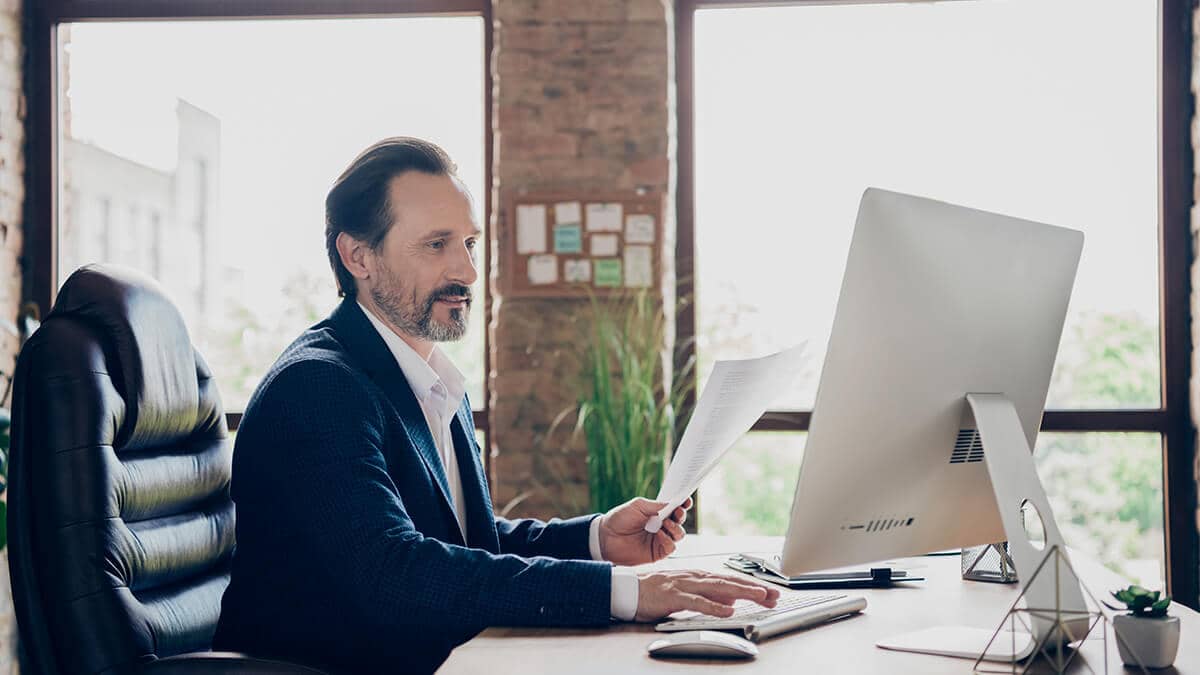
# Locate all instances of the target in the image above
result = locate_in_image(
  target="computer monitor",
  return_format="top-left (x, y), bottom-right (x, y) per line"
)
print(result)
top-left (778, 188), bottom-right (1088, 657)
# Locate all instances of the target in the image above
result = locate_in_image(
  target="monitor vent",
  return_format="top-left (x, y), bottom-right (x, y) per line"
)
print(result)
top-left (950, 429), bottom-right (985, 464)
top-left (848, 516), bottom-right (915, 533)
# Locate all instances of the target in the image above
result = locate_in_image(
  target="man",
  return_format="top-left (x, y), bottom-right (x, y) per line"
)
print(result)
top-left (213, 137), bottom-right (778, 674)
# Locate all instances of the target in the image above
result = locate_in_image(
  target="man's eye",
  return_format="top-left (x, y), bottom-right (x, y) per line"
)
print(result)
top-left (429, 240), bottom-right (446, 250)
top-left (466, 238), bottom-right (478, 250)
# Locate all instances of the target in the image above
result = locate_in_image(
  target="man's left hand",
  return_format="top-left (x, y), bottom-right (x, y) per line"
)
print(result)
top-left (597, 496), bottom-right (693, 565)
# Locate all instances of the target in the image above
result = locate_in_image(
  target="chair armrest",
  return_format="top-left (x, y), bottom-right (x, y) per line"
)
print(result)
top-left (140, 652), bottom-right (329, 674)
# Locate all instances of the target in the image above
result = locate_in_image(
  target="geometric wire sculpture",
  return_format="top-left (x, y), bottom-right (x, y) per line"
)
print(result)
top-left (963, 541), bottom-right (1019, 584)
top-left (973, 545), bottom-right (1149, 675)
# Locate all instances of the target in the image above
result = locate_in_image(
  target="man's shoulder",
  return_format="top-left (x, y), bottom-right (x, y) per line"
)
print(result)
top-left (250, 325), bottom-right (375, 409)
top-left (277, 324), bottom-right (352, 370)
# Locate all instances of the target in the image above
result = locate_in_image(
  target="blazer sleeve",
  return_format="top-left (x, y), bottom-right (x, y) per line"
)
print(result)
top-left (241, 358), bottom-right (613, 634)
top-left (457, 392), bottom-right (600, 561)
top-left (495, 514), bottom-right (599, 560)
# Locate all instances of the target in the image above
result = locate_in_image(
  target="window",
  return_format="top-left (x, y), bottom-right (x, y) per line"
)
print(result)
top-left (32, 3), bottom-right (493, 438)
top-left (704, 432), bottom-right (806, 536)
top-left (677, 0), bottom-right (1195, 604)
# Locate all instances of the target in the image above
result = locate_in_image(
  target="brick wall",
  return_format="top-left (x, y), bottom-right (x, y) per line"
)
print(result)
top-left (489, 0), bottom-right (674, 518)
top-left (0, 0), bottom-right (21, 402)
top-left (0, 0), bottom-right (22, 669)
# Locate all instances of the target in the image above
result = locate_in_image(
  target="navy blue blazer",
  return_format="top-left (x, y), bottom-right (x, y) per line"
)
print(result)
top-left (213, 298), bottom-right (612, 674)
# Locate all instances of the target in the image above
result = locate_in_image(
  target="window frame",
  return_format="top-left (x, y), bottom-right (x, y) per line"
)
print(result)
top-left (24, 0), bottom-right (495, 443)
top-left (674, 0), bottom-right (1198, 608)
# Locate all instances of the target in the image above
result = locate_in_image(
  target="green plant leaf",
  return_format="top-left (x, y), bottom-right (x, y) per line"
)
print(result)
top-left (1111, 584), bottom-right (1172, 616)
top-left (570, 289), bottom-right (694, 513)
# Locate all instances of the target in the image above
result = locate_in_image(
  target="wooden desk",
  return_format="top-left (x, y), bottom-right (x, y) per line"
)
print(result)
top-left (440, 536), bottom-right (1199, 673)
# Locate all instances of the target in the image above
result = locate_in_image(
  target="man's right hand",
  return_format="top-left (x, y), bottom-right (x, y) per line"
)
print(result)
top-left (634, 569), bottom-right (780, 622)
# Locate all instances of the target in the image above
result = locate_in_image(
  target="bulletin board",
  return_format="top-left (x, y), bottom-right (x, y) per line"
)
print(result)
top-left (504, 192), bottom-right (664, 298)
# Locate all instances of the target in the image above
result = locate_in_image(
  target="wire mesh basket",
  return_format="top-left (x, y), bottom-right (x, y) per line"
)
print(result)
top-left (961, 541), bottom-right (1018, 583)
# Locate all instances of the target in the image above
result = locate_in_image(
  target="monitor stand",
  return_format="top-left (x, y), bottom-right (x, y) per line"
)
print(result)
top-left (876, 393), bottom-right (1090, 662)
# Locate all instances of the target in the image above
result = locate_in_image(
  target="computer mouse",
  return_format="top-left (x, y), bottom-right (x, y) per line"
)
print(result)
top-left (647, 630), bottom-right (759, 659)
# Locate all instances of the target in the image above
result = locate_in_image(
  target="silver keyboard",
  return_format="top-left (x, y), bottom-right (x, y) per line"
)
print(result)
top-left (658, 593), bottom-right (846, 630)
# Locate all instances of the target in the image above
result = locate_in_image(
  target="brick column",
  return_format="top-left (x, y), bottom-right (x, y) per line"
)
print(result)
top-left (489, 0), bottom-right (674, 518)
top-left (0, 0), bottom-right (22, 401)
top-left (0, 0), bottom-right (23, 670)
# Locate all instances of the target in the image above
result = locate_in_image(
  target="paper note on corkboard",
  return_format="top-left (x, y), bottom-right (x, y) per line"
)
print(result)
top-left (517, 205), bottom-right (547, 254)
top-left (528, 254), bottom-right (558, 285)
top-left (594, 259), bottom-right (622, 287)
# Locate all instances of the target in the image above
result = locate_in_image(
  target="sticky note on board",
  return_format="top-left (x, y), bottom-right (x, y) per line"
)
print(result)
top-left (555, 201), bottom-right (582, 226)
top-left (586, 203), bottom-right (623, 232)
top-left (624, 245), bottom-right (653, 288)
top-left (528, 254), bottom-right (558, 285)
top-left (554, 224), bottom-right (583, 253)
top-left (516, 205), bottom-right (547, 254)
top-left (594, 259), bottom-right (622, 287)
top-left (625, 214), bottom-right (656, 244)
top-left (564, 259), bottom-right (591, 283)
top-left (591, 233), bottom-right (619, 257)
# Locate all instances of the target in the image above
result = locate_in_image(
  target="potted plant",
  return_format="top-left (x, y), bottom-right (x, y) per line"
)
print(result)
top-left (561, 290), bottom-right (694, 513)
top-left (1110, 585), bottom-right (1179, 669)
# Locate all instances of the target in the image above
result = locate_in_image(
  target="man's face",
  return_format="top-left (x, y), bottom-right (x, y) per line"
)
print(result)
top-left (364, 171), bottom-right (480, 343)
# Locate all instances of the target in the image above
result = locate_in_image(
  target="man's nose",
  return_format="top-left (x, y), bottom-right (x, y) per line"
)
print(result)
top-left (448, 242), bottom-right (479, 287)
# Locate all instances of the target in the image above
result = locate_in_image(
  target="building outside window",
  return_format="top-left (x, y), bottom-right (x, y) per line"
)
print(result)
top-left (54, 16), bottom-right (487, 414)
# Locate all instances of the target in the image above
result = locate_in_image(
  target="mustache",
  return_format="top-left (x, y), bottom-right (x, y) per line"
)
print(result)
top-left (429, 284), bottom-right (473, 303)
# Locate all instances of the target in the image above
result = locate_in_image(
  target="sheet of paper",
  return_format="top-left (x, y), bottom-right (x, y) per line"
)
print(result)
top-left (554, 224), bottom-right (583, 253)
top-left (586, 202), bottom-right (623, 232)
top-left (594, 258), bottom-right (622, 287)
top-left (555, 201), bottom-right (582, 226)
top-left (625, 214), bottom-right (656, 244)
top-left (646, 343), bottom-right (807, 532)
top-left (564, 259), bottom-right (591, 283)
top-left (527, 254), bottom-right (558, 285)
top-left (517, 204), bottom-right (547, 254)
top-left (591, 233), bottom-right (619, 257)
top-left (624, 244), bottom-right (652, 288)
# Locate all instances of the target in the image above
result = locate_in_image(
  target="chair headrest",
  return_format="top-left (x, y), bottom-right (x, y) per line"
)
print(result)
top-left (50, 264), bottom-right (203, 451)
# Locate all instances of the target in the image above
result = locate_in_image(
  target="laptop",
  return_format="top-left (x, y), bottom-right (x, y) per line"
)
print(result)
top-left (725, 553), bottom-right (924, 589)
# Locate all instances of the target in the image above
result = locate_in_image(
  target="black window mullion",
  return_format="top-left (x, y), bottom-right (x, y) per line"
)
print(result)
top-left (41, 0), bottom-right (489, 22)
top-left (748, 409), bottom-right (1174, 434)
top-left (1159, 0), bottom-right (1197, 611)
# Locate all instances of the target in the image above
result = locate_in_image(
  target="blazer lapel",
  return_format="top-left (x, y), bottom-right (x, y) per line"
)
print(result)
top-left (451, 400), bottom-right (499, 553)
top-left (325, 299), bottom-right (461, 542)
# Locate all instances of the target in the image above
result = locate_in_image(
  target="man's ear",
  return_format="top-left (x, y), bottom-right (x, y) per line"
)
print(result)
top-left (336, 232), bottom-right (372, 284)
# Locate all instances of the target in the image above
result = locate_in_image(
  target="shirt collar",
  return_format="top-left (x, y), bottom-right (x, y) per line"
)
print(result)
top-left (357, 300), bottom-right (466, 418)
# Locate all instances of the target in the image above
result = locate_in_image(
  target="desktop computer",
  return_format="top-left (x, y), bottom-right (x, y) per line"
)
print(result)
top-left (666, 188), bottom-right (1087, 661)
top-left (781, 187), bottom-right (1082, 579)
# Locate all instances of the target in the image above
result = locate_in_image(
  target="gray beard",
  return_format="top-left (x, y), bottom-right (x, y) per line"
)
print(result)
top-left (370, 268), bottom-right (469, 343)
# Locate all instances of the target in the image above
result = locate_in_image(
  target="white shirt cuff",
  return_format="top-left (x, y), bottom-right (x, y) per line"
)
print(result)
top-left (588, 515), bottom-right (604, 561)
top-left (590, 517), bottom-right (639, 620)
top-left (610, 567), bottom-right (640, 622)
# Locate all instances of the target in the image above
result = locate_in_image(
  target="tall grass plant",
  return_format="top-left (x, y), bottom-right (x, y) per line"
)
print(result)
top-left (566, 290), bottom-right (695, 513)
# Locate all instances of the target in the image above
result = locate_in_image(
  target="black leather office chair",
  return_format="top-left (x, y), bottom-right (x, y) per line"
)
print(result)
top-left (7, 264), bottom-right (324, 674)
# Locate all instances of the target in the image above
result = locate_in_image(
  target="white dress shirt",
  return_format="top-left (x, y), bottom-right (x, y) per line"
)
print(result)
top-left (358, 301), bottom-right (639, 620)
